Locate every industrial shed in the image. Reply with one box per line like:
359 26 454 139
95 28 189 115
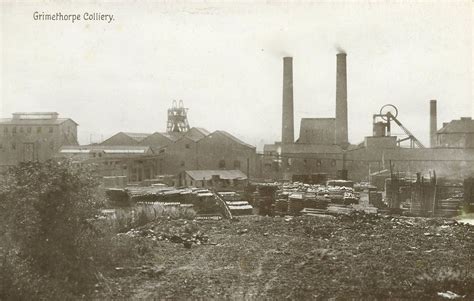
100 132 151 146
178 169 248 189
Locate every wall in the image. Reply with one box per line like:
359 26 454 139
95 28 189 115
345 147 474 181
196 132 257 177
0 120 78 166
297 118 335 145
437 133 474 149
158 137 198 175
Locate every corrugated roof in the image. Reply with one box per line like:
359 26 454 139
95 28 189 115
437 118 474 134
103 149 147 154
60 149 91 153
60 145 151 154
185 169 248 181
0 118 77 125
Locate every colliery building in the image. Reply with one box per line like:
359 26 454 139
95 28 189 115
55 101 257 184
3 54 474 186
263 52 474 182
0 112 78 170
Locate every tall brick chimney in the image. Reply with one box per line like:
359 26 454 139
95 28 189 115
335 52 348 148
430 99 437 148
282 57 294 144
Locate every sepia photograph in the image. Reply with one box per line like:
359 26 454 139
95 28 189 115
0 0 473 299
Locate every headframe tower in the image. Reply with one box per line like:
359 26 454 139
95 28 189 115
166 100 190 133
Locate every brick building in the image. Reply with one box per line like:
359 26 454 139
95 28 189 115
0 112 78 169
436 117 474 148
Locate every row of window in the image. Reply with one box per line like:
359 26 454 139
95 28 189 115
219 160 241 169
175 160 242 169
3 126 54 134
0 142 55 150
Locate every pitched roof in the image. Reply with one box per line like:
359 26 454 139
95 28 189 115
160 132 184 141
0 118 77 125
437 118 474 134
121 132 152 142
209 130 255 149
183 127 210 141
185 169 248 181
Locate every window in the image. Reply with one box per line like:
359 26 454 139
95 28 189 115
11 143 16 150
218 160 226 169
49 127 54 133
180 161 185 167
316 160 322 167
37 127 42 133
19 127 24 133
12 127 16 134
3 127 8 134
331 159 336 167
185 144 190 149
0 143 3 150
27 127 31 133
233 160 241 169
49 141 54 150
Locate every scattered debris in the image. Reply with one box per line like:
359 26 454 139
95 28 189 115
437 291 463 299
237 229 248 234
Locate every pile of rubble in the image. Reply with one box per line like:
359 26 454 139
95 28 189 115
121 219 214 249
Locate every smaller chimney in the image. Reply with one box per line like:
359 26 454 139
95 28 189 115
430 100 437 148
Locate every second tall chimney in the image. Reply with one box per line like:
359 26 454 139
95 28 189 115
282 57 294 144
430 99 437 148
335 52 348 148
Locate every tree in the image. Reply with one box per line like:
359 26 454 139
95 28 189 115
0 160 104 298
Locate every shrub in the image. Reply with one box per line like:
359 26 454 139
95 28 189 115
0 160 106 299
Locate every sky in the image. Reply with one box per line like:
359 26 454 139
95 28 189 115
1 1 472 151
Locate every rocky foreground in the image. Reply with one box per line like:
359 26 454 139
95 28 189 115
97 214 474 300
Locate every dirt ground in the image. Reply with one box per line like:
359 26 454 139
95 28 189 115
98 214 474 300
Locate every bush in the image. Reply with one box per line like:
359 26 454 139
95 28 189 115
0 160 106 299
